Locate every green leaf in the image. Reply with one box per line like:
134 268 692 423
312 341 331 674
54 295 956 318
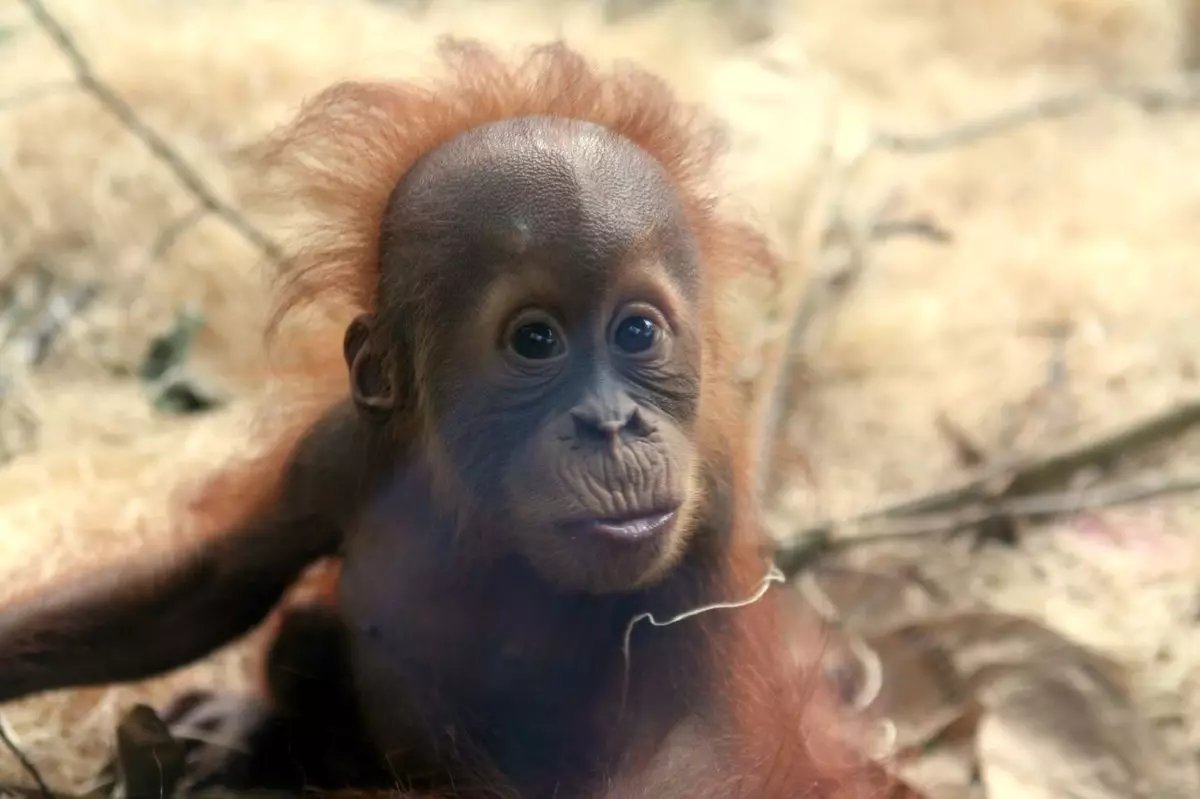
153 375 225 415
138 309 204 382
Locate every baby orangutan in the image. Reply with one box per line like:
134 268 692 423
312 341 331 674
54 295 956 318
0 39 915 799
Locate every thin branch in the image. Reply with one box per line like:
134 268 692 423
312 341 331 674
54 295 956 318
997 322 1076 451
22 282 100 367
0 392 41 465
869 216 952 244
865 398 1200 521
861 475 1197 544
0 715 51 799
776 398 1200 572
756 77 1195 516
777 474 1200 571
755 194 952 500
875 78 1200 155
148 206 210 261
0 80 77 112
17 0 283 262
748 98 843 502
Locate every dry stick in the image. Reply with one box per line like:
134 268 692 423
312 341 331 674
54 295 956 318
776 399 1200 573
753 202 875 496
750 94 957 504
0 372 40 466
0 716 51 799
750 98 844 503
995 323 1076 453
875 78 1200 155
766 79 1200 567
772 77 1199 413
149 206 210 261
0 81 77 112
0 276 98 456
22 282 100 367
890 397 1200 518
754 196 951 501
775 475 1200 574
821 474 1200 549
17 0 283 263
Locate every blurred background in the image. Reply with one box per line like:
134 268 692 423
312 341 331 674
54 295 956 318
0 0 1198 796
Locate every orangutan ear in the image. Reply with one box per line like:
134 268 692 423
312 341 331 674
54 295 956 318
344 315 396 413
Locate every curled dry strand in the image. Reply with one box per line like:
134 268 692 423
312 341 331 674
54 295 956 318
618 561 787 717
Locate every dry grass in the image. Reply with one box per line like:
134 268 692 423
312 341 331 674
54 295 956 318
0 0 1198 792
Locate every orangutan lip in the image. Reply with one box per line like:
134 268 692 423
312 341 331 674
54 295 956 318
568 509 678 542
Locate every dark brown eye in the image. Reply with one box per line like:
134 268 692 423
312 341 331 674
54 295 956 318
613 315 658 355
510 321 563 360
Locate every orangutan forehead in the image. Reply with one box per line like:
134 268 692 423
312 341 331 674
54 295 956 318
380 116 698 284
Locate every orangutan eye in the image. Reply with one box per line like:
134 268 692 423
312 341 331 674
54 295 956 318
510 321 564 361
613 315 659 355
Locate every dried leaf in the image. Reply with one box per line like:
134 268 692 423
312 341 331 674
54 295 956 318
798 566 962 746
114 704 187 799
796 567 961 749
800 564 944 636
858 622 974 752
886 612 1129 691
974 666 1156 798
867 610 1162 798
894 708 982 799
153 375 225 416
801 566 1164 797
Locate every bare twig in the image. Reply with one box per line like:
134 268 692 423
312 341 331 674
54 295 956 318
0 395 41 465
778 196 953 372
754 196 952 500
148 205 210 261
16 0 283 262
749 97 843 502
756 76 1194 514
0 264 99 368
777 474 1200 571
875 78 1200 155
934 413 990 469
865 398 1200 521
776 398 1200 572
0 715 51 799
869 216 952 243
21 282 100 367
866 475 1196 543
0 80 77 112
997 322 1077 451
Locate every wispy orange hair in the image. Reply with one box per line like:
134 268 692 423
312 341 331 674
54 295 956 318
257 36 778 353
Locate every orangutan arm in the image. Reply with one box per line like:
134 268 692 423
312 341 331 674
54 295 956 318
0 402 368 703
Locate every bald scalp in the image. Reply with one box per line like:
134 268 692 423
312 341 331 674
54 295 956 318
378 116 700 308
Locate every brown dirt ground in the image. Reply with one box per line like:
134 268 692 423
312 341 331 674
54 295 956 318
1 0 1198 794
